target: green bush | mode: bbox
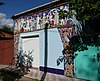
[2,75,15,81]
[0,68,23,81]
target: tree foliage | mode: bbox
[0,2,4,6]
[2,26,13,33]
[65,0,100,20]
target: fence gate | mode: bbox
[74,45,99,81]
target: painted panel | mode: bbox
[48,28,64,69]
[40,28,64,69]
[39,30,45,66]
[74,45,99,81]
[22,35,39,68]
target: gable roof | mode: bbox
[0,28,13,39]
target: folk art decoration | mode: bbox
[56,13,82,76]
[14,3,83,77]
[57,18,82,76]
[14,4,81,34]
[14,34,20,65]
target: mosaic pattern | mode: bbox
[58,27,74,77]
[14,4,72,33]
[57,16,82,77]
[14,34,20,66]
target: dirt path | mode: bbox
[19,77,33,81]
[19,76,39,81]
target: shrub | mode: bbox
[2,75,15,81]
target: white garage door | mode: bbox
[22,35,39,68]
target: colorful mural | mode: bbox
[14,4,76,33]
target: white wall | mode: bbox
[20,32,40,68]
[19,28,64,70]
[22,37,39,68]
[40,28,64,70]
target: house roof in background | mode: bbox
[0,28,13,39]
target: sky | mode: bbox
[0,0,54,29]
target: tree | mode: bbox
[0,2,4,6]
[65,0,100,20]
[2,26,13,33]
[64,0,100,51]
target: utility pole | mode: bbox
[44,23,48,73]
[40,23,48,81]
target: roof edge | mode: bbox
[11,0,67,19]
[15,1,56,16]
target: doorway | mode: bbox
[22,35,39,68]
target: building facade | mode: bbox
[12,1,100,81]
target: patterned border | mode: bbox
[40,66,64,75]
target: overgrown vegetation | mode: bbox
[0,67,23,81]
[57,0,100,66]
[0,68,40,81]
[64,0,100,20]
[32,78,40,81]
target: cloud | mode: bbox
[0,13,14,29]
[4,19,14,28]
[0,13,6,19]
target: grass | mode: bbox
[31,78,40,81]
